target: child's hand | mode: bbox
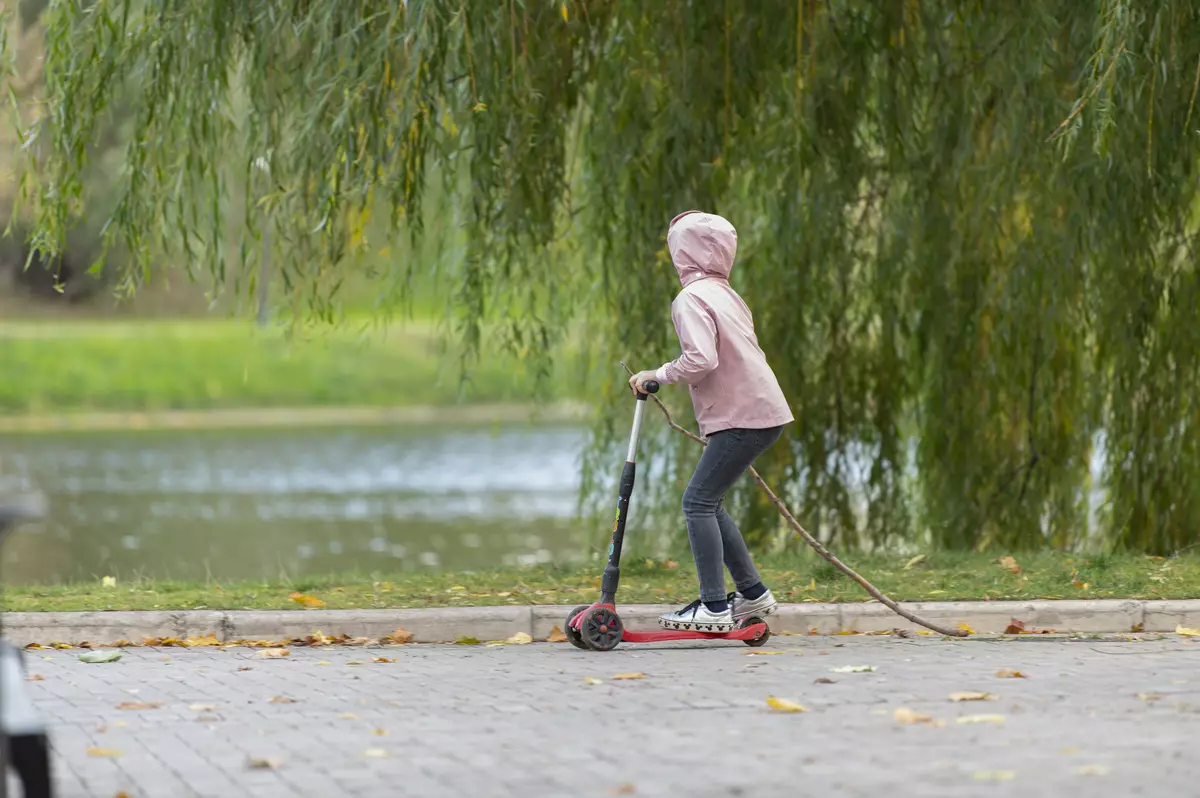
[628,370,658,394]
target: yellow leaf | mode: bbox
[260,648,290,659]
[338,713,360,720]
[995,669,1027,679]
[506,632,533,645]
[949,692,998,702]
[288,593,326,608]
[584,677,603,685]
[547,626,569,643]
[372,728,389,736]
[560,2,568,23]
[927,590,946,595]
[362,748,390,759]
[182,634,221,647]
[998,555,1022,574]
[87,748,123,758]
[612,672,646,681]
[1176,625,1200,637]
[1075,764,1111,777]
[268,696,296,704]
[317,660,332,666]
[449,585,466,591]
[188,704,216,711]
[116,702,162,711]
[372,657,395,664]
[957,623,976,635]
[956,714,1005,725]
[1136,692,1162,702]
[455,637,481,645]
[101,576,116,588]
[744,651,785,656]
[765,697,808,713]
[972,771,1015,782]
[247,757,282,770]
[389,627,414,644]
[903,554,927,570]
[893,707,943,726]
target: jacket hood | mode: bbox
[667,211,738,287]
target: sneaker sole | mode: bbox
[658,619,736,633]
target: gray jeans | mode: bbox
[683,425,785,603]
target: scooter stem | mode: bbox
[599,380,658,605]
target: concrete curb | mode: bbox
[5,599,1199,646]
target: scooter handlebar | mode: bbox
[638,380,659,396]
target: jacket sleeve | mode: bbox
[654,292,719,384]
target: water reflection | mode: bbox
[0,425,589,583]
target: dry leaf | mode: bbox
[237,666,253,672]
[893,708,943,726]
[372,657,395,663]
[1075,764,1110,777]
[27,674,44,682]
[1176,625,1200,637]
[116,701,162,710]
[188,704,217,711]
[506,632,533,645]
[288,592,326,608]
[1136,692,1162,702]
[181,634,221,647]
[995,669,1028,679]
[268,696,296,704]
[346,660,364,666]
[972,771,1015,782]
[87,748,122,758]
[765,697,808,713]
[372,728,389,736]
[903,554,927,570]
[956,714,1005,725]
[389,627,414,644]
[455,637,481,645]
[998,556,1022,574]
[745,651,785,656]
[1004,619,1027,635]
[949,692,998,702]
[317,660,332,666]
[612,672,646,681]
[584,677,603,685]
[830,665,875,673]
[611,784,636,795]
[813,677,836,684]
[260,648,290,659]
[957,623,976,635]
[546,626,569,643]
[337,713,360,720]
[361,748,389,759]
[247,757,282,770]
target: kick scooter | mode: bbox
[565,380,770,651]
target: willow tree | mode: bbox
[4,0,1200,554]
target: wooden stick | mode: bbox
[622,364,967,638]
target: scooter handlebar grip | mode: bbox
[643,380,659,394]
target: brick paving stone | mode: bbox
[13,635,1200,797]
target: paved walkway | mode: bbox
[17,635,1200,797]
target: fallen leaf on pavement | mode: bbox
[79,650,122,664]
[813,677,836,684]
[995,669,1027,679]
[957,623,976,635]
[830,665,875,673]
[903,554,927,570]
[87,748,122,758]
[611,784,636,795]
[288,592,326,608]
[346,660,364,665]
[116,702,162,711]
[237,667,252,672]
[389,627,414,644]
[998,556,1022,574]
[1136,692,1162,702]
[765,697,808,713]
[894,708,943,726]
[744,651,785,656]
[1004,619,1027,635]
[372,657,395,663]
[956,714,1005,725]
[1176,625,1200,637]
[612,673,646,681]
[259,648,290,659]
[338,713,360,719]
[972,771,1015,782]
[247,757,282,770]
[584,677,603,685]
[268,696,296,704]
[455,637,481,645]
[372,728,389,736]
[949,692,997,702]
[361,748,389,759]
[188,704,217,711]
[547,626,569,643]
[1075,764,1110,776]
[27,674,44,681]
[181,634,221,647]
[506,632,533,645]
[317,660,332,666]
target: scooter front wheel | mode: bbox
[564,605,591,650]
[579,607,624,652]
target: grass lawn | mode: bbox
[0,318,589,417]
[5,551,1199,613]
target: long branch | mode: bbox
[623,365,968,637]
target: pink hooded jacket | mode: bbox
[653,211,794,437]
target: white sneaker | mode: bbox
[659,600,735,632]
[730,589,778,622]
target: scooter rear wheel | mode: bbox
[579,607,624,652]
[741,616,771,647]
[564,605,590,650]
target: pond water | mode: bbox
[0,424,593,584]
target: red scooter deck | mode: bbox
[568,601,769,646]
